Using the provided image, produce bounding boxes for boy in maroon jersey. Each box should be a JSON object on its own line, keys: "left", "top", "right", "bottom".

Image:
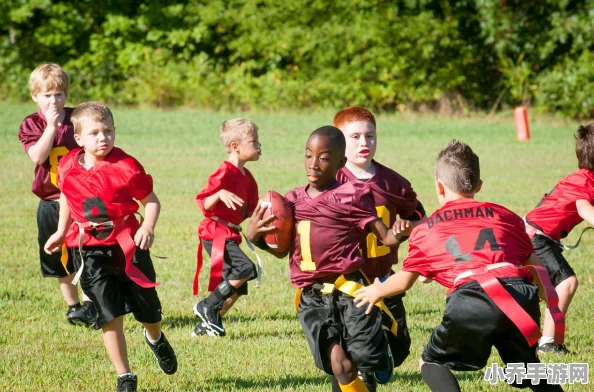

{"left": 333, "top": 107, "right": 425, "bottom": 390}
{"left": 192, "top": 118, "right": 263, "bottom": 337}
{"left": 44, "top": 102, "right": 177, "bottom": 392}
{"left": 525, "top": 124, "right": 594, "bottom": 354}
{"left": 247, "top": 126, "right": 406, "bottom": 392}
{"left": 354, "top": 140, "right": 564, "bottom": 392}
{"left": 18, "top": 63, "right": 96, "bottom": 326}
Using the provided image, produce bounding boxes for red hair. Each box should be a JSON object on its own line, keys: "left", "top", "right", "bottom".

{"left": 333, "top": 106, "right": 376, "bottom": 129}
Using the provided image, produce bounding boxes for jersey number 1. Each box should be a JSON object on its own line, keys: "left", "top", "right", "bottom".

{"left": 297, "top": 221, "right": 316, "bottom": 271}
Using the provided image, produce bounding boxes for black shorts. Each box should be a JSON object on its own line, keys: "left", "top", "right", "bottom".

{"left": 73, "top": 245, "right": 162, "bottom": 328}
{"left": 531, "top": 234, "right": 576, "bottom": 287}
{"left": 383, "top": 293, "right": 411, "bottom": 368}
{"left": 297, "top": 272, "right": 389, "bottom": 375}
{"left": 422, "top": 277, "right": 540, "bottom": 381}
{"left": 202, "top": 239, "right": 257, "bottom": 296}
{"left": 37, "top": 199, "right": 74, "bottom": 278}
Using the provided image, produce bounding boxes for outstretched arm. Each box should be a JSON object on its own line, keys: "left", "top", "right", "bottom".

{"left": 135, "top": 192, "right": 160, "bottom": 250}
{"left": 353, "top": 270, "right": 419, "bottom": 314}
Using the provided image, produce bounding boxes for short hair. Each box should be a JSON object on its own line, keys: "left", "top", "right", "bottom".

{"left": 220, "top": 118, "right": 259, "bottom": 153}
{"left": 29, "top": 63, "right": 70, "bottom": 96}
{"left": 308, "top": 125, "right": 346, "bottom": 153}
{"left": 435, "top": 140, "right": 480, "bottom": 194}
{"left": 333, "top": 106, "right": 376, "bottom": 129}
{"left": 575, "top": 124, "right": 594, "bottom": 170}
{"left": 71, "top": 102, "right": 114, "bottom": 135}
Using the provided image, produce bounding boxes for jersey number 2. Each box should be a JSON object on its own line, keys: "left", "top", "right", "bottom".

{"left": 366, "top": 206, "right": 390, "bottom": 258}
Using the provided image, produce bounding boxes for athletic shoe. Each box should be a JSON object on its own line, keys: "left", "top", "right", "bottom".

{"left": 193, "top": 300, "right": 226, "bottom": 337}
{"left": 538, "top": 343, "right": 570, "bottom": 354}
{"left": 145, "top": 331, "right": 178, "bottom": 375}
{"left": 116, "top": 374, "right": 137, "bottom": 392}
{"left": 373, "top": 340, "right": 394, "bottom": 384}
{"left": 191, "top": 320, "right": 209, "bottom": 337}
{"left": 66, "top": 302, "right": 97, "bottom": 328}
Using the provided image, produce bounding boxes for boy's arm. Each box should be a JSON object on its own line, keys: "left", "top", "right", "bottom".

{"left": 25, "top": 108, "right": 62, "bottom": 165}
{"left": 367, "top": 219, "right": 410, "bottom": 247}
{"left": 245, "top": 203, "right": 287, "bottom": 258}
{"left": 43, "top": 193, "right": 72, "bottom": 254}
{"left": 203, "top": 190, "right": 244, "bottom": 211}
{"left": 354, "top": 270, "right": 419, "bottom": 314}
{"left": 576, "top": 199, "right": 594, "bottom": 226}
{"left": 523, "top": 253, "right": 545, "bottom": 268}
{"left": 135, "top": 192, "right": 160, "bottom": 250}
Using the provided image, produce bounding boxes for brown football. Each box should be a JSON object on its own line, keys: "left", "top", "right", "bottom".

{"left": 260, "top": 190, "right": 294, "bottom": 254}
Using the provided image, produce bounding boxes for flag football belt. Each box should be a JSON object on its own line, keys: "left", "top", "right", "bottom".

{"left": 453, "top": 262, "right": 565, "bottom": 347}
{"left": 293, "top": 274, "right": 398, "bottom": 336}
{"left": 71, "top": 215, "right": 159, "bottom": 289}
{"left": 193, "top": 216, "right": 263, "bottom": 295}
{"left": 524, "top": 217, "right": 594, "bottom": 250}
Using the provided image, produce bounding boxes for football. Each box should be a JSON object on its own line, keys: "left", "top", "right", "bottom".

{"left": 260, "top": 190, "right": 294, "bottom": 254}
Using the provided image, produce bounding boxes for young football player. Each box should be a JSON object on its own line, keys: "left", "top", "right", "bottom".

{"left": 18, "top": 63, "right": 96, "bottom": 326}
{"left": 192, "top": 118, "right": 264, "bottom": 337}
{"left": 333, "top": 107, "right": 425, "bottom": 390}
{"left": 247, "top": 126, "right": 406, "bottom": 392}
{"left": 525, "top": 123, "right": 594, "bottom": 354}
{"left": 353, "top": 140, "right": 565, "bottom": 392}
{"left": 44, "top": 102, "right": 177, "bottom": 392}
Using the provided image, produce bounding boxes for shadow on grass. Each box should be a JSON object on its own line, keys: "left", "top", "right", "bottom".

{"left": 164, "top": 312, "right": 297, "bottom": 330}
{"left": 141, "top": 374, "right": 331, "bottom": 391}
{"left": 392, "top": 369, "right": 485, "bottom": 383}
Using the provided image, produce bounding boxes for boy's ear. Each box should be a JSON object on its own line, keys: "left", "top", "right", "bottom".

{"left": 230, "top": 141, "right": 240, "bottom": 153}
{"left": 474, "top": 179, "right": 483, "bottom": 194}
{"left": 73, "top": 133, "right": 83, "bottom": 147}
{"left": 31, "top": 94, "right": 38, "bottom": 103}
{"left": 337, "top": 155, "right": 347, "bottom": 170}
{"left": 435, "top": 178, "right": 446, "bottom": 197}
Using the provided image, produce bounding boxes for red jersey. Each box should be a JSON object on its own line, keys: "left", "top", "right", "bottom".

{"left": 57, "top": 147, "right": 153, "bottom": 248}
{"left": 525, "top": 169, "right": 594, "bottom": 240}
{"left": 285, "top": 181, "right": 379, "bottom": 288}
{"left": 18, "top": 108, "right": 78, "bottom": 200}
{"left": 337, "top": 161, "right": 420, "bottom": 280}
{"left": 196, "top": 161, "right": 259, "bottom": 243}
{"left": 402, "top": 199, "right": 534, "bottom": 290}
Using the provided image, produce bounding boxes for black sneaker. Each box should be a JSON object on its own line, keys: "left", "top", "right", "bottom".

{"left": 191, "top": 320, "right": 209, "bottom": 337}
{"left": 538, "top": 343, "right": 570, "bottom": 354}
{"left": 145, "top": 331, "right": 177, "bottom": 375}
{"left": 66, "top": 302, "right": 97, "bottom": 328}
{"left": 116, "top": 374, "right": 137, "bottom": 392}
{"left": 193, "top": 300, "right": 225, "bottom": 337}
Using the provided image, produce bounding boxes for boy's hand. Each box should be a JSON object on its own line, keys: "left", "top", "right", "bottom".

{"left": 246, "top": 202, "right": 277, "bottom": 242}
{"left": 353, "top": 278, "right": 383, "bottom": 315}
{"left": 44, "top": 232, "right": 65, "bottom": 254}
{"left": 44, "top": 105, "right": 61, "bottom": 129}
{"left": 392, "top": 218, "right": 413, "bottom": 237}
{"left": 134, "top": 225, "right": 154, "bottom": 250}
{"left": 418, "top": 276, "right": 433, "bottom": 284}
{"left": 218, "top": 190, "right": 244, "bottom": 210}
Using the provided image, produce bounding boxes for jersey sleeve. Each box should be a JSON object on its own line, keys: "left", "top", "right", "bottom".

{"left": 401, "top": 228, "right": 430, "bottom": 276}
{"left": 560, "top": 174, "right": 594, "bottom": 205}
{"left": 348, "top": 185, "right": 380, "bottom": 232}
{"left": 196, "top": 164, "right": 228, "bottom": 213}
{"left": 126, "top": 158, "right": 154, "bottom": 201}
{"left": 18, "top": 116, "right": 43, "bottom": 153}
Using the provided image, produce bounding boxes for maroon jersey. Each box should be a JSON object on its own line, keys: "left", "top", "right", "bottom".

{"left": 57, "top": 147, "right": 153, "bottom": 248}
{"left": 18, "top": 108, "right": 78, "bottom": 200}
{"left": 402, "top": 199, "right": 534, "bottom": 290}
{"left": 337, "top": 161, "right": 420, "bottom": 280}
{"left": 196, "top": 161, "right": 259, "bottom": 243}
{"left": 285, "top": 181, "right": 379, "bottom": 288}
{"left": 525, "top": 169, "right": 594, "bottom": 240}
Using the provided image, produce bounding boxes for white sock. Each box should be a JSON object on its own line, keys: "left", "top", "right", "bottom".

{"left": 145, "top": 329, "right": 162, "bottom": 345}
{"left": 117, "top": 372, "right": 134, "bottom": 378}
{"left": 539, "top": 336, "right": 554, "bottom": 346}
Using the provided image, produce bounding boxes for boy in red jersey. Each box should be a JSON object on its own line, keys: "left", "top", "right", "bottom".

{"left": 354, "top": 140, "right": 564, "bottom": 392}
{"left": 525, "top": 124, "right": 594, "bottom": 354}
{"left": 247, "top": 126, "right": 405, "bottom": 392}
{"left": 334, "top": 107, "right": 425, "bottom": 390}
{"left": 18, "top": 63, "right": 96, "bottom": 326}
{"left": 44, "top": 102, "right": 177, "bottom": 392}
{"left": 192, "top": 118, "right": 263, "bottom": 337}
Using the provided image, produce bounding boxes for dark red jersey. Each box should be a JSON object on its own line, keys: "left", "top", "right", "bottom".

{"left": 18, "top": 108, "right": 78, "bottom": 200}
{"left": 285, "top": 181, "right": 379, "bottom": 288}
{"left": 525, "top": 169, "right": 594, "bottom": 240}
{"left": 402, "top": 199, "right": 534, "bottom": 290}
{"left": 337, "top": 161, "right": 420, "bottom": 280}
{"left": 196, "top": 161, "right": 259, "bottom": 243}
{"left": 57, "top": 147, "right": 153, "bottom": 248}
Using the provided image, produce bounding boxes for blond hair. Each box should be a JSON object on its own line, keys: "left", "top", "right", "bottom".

{"left": 435, "top": 140, "right": 480, "bottom": 194}
{"left": 71, "top": 101, "right": 114, "bottom": 135}
{"left": 29, "top": 63, "right": 70, "bottom": 96}
{"left": 220, "top": 118, "right": 258, "bottom": 152}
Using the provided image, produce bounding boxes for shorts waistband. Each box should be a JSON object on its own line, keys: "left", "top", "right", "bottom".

{"left": 456, "top": 276, "right": 529, "bottom": 292}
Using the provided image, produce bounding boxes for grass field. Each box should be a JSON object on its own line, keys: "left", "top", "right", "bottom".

{"left": 1, "top": 102, "right": 592, "bottom": 391}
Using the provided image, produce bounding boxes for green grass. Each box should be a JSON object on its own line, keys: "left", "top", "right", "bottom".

{"left": 0, "top": 102, "right": 592, "bottom": 391}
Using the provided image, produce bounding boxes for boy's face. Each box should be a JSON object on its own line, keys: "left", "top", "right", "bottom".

{"left": 74, "top": 118, "right": 115, "bottom": 161}
{"left": 305, "top": 135, "right": 346, "bottom": 191}
{"left": 236, "top": 131, "right": 262, "bottom": 162}
{"left": 32, "top": 89, "right": 66, "bottom": 115}
{"left": 341, "top": 121, "right": 376, "bottom": 167}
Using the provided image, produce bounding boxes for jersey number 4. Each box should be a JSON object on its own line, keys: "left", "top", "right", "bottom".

{"left": 446, "top": 228, "right": 501, "bottom": 262}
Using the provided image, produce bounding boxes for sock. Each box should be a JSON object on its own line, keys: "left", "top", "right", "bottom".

{"left": 68, "top": 302, "right": 81, "bottom": 311}
{"left": 539, "top": 336, "right": 554, "bottom": 346}
{"left": 82, "top": 300, "right": 93, "bottom": 306}
{"left": 117, "top": 372, "right": 135, "bottom": 378}
{"left": 339, "top": 377, "right": 368, "bottom": 392}
{"left": 204, "top": 280, "right": 236, "bottom": 307}
{"left": 421, "top": 363, "right": 461, "bottom": 392}
{"left": 145, "top": 329, "right": 162, "bottom": 345}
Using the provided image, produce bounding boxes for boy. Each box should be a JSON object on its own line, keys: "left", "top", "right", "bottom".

{"left": 334, "top": 107, "right": 425, "bottom": 388}
{"left": 247, "top": 126, "right": 405, "bottom": 392}
{"left": 44, "top": 102, "right": 177, "bottom": 392}
{"left": 192, "top": 118, "right": 262, "bottom": 337}
{"left": 18, "top": 63, "right": 96, "bottom": 326}
{"left": 354, "top": 140, "right": 565, "bottom": 392}
{"left": 525, "top": 124, "right": 594, "bottom": 354}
